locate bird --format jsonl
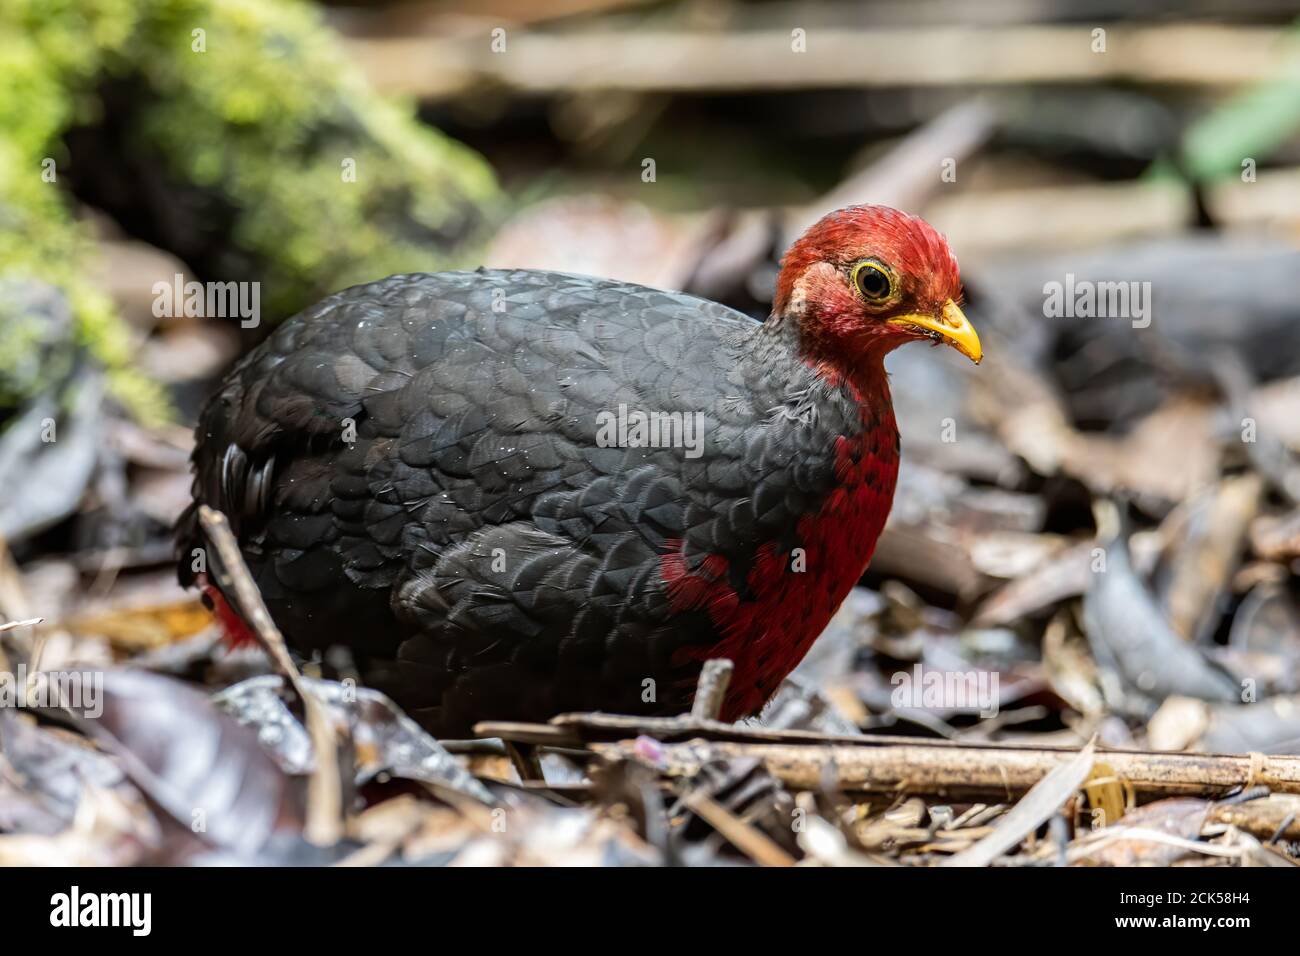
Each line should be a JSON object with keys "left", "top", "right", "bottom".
{"left": 177, "top": 204, "right": 980, "bottom": 737}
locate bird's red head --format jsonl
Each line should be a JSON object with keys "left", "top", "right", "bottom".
{"left": 773, "top": 205, "right": 981, "bottom": 366}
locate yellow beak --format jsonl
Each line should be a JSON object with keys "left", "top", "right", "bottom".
{"left": 887, "top": 299, "right": 982, "bottom": 364}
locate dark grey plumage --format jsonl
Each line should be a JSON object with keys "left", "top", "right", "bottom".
{"left": 179, "top": 270, "right": 889, "bottom": 735}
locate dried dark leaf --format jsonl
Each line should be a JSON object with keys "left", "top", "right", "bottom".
{"left": 1085, "top": 503, "right": 1240, "bottom": 711}
{"left": 0, "top": 708, "right": 127, "bottom": 832}
{"left": 55, "top": 667, "right": 304, "bottom": 856}
{"left": 0, "top": 371, "right": 103, "bottom": 542}
{"left": 214, "top": 675, "right": 494, "bottom": 804}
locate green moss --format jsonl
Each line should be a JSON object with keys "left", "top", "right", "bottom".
{"left": 115, "top": 0, "right": 501, "bottom": 316}
{"left": 0, "top": 133, "right": 170, "bottom": 423}
{"left": 0, "top": 0, "right": 501, "bottom": 421}
{"left": 0, "top": 295, "right": 65, "bottom": 409}
{"left": 0, "top": 1, "right": 164, "bottom": 421}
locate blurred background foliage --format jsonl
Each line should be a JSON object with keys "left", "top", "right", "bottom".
{"left": 5, "top": 0, "right": 1300, "bottom": 423}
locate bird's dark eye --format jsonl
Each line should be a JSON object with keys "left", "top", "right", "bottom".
{"left": 852, "top": 261, "right": 893, "bottom": 301}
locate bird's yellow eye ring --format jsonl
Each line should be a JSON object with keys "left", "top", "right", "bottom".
{"left": 852, "top": 261, "right": 894, "bottom": 301}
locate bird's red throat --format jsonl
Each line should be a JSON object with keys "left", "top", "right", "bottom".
{"left": 201, "top": 574, "right": 259, "bottom": 650}
{"left": 662, "top": 361, "right": 899, "bottom": 719}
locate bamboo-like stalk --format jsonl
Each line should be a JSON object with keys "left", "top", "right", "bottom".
{"left": 348, "top": 24, "right": 1293, "bottom": 98}
{"left": 588, "top": 738, "right": 1300, "bottom": 799}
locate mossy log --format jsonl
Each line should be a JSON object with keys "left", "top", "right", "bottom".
{"left": 0, "top": 0, "right": 502, "bottom": 422}
{"left": 0, "top": 9, "right": 166, "bottom": 422}
{"left": 59, "top": 0, "right": 503, "bottom": 322}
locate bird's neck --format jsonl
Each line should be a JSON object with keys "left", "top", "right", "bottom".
{"left": 702, "top": 312, "right": 901, "bottom": 721}
{"left": 752, "top": 310, "right": 896, "bottom": 416}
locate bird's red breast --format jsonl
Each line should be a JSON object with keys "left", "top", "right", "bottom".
{"left": 663, "top": 370, "right": 899, "bottom": 719}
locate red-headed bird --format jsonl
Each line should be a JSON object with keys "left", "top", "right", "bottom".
{"left": 178, "top": 205, "right": 980, "bottom": 736}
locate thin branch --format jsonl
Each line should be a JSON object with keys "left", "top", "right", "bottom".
{"left": 690, "top": 659, "right": 733, "bottom": 722}
{"left": 589, "top": 738, "right": 1300, "bottom": 800}
{"left": 199, "top": 505, "right": 343, "bottom": 846}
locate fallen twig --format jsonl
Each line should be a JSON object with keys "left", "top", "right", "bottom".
{"left": 690, "top": 659, "right": 734, "bottom": 722}
{"left": 347, "top": 23, "right": 1295, "bottom": 98}
{"left": 590, "top": 738, "right": 1300, "bottom": 799}
{"left": 198, "top": 506, "right": 343, "bottom": 846}
{"left": 1210, "top": 793, "right": 1300, "bottom": 842}
{"left": 0, "top": 617, "right": 42, "bottom": 633}
{"left": 676, "top": 788, "right": 796, "bottom": 867}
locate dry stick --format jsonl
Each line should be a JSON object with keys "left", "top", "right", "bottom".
{"left": 474, "top": 721, "right": 580, "bottom": 747}
{"left": 492, "top": 710, "right": 1300, "bottom": 794}
{"left": 347, "top": 24, "right": 1291, "bottom": 98}
{"left": 537, "top": 712, "right": 889, "bottom": 745}
{"left": 589, "top": 739, "right": 1300, "bottom": 800}
{"left": 690, "top": 659, "right": 734, "bottom": 722}
{"left": 1211, "top": 795, "right": 1300, "bottom": 842}
{"left": 198, "top": 506, "right": 343, "bottom": 846}
{"left": 507, "top": 712, "right": 1073, "bottom": 748}
{"left": 786, "top": 98, "right": 997, "bottom": 245}
{"left": 0, "top": 617, "right": 41, "bottom": 633}
{"left": 503, "top": 741, "right": 545, "bottom": 784}
{"left": 687, "top": 98, "right": 995, "bottom": 305}
{"left": 677, "top": 789, "right": 796, "bottom": 868}
{"left": 514, "top": 712, "right": 1300, "bottom": 804}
